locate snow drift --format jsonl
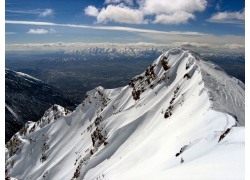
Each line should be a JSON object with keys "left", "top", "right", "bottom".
{"left": 5, "top": 48, "right": 245, "bottom": 180}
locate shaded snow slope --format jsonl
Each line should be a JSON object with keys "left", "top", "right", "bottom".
{"left": 5, "top": 48, "right": 244, "bottom": 180}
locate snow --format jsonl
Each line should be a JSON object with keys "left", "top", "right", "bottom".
{"left": 197, "top": 59, "right": 245, "bottom": 125}
{"left": 15, "top": 71, "right": 43, "bottom": 83}
{"left": 5, "top": 104, "right": 18, "bottom": 120}
{"left": 5, "top": 48, "right": 244, "bottom": 180}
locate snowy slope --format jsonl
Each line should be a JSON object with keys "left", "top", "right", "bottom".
{"left": 5, "top": 48, "right": 245, "bottom": 180}
{"left": 5, "top": 68, "right": 76, "bottom": 142}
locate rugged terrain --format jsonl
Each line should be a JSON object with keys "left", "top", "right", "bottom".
{"left": 5, "top": 48, "right": 244, "bottom": 180}
{"left": 5, "top": 69, "right": 77, "bottom": 143}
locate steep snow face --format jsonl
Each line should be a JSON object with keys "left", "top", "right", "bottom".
{"left": 197, "top": 59, "right": 245, "bottom": 125}
{"left": 5, "top": 48, "right": 244, "bottom": 180}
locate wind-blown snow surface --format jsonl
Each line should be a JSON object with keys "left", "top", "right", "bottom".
{"left": 5, "top": 48, "right": 245, "bottom": 180}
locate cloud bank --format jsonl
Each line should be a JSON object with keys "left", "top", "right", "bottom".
{"left": 97, "top": 4, "right": 146, "bottom": 24}
{"left": 153, "top": 12, "right": 195, "bottom": 24}
{"left": 85, "top": 0, "right": 207, "bottom": 24}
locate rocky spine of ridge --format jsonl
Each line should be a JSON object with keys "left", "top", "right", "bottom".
{"left": 5, "top": 105, "right": 71, "bottom": 170}
{"left": 128, "top": 48, "right": 244, "bottom": 124}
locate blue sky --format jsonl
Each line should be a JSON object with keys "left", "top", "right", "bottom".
{"left": 5, "top": 0, "right": 245, "bottom": 53}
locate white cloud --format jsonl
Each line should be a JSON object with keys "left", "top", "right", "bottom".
{"left": 142, "top": 0, "right": 206, "bottom": 24}
{"left": 85, "top": 6, "right": 99, "bottom": 17}
{"left": 27, "top": 29, "right": 48, "bottom": 34}
{"left": 105, "top": 0, "right": 133, "bottom": 6}
{"left": 85, "top": 0, "right": 207, "bottom": 24}
{"left": 39, "top": 9, "right": 53, "bottom": 17}
{"left": 26, "top": 27, "right": 56, "bottom": 34}
{"left": 6, "top": 20, "right": 56, "bottom": 26}
{"left": 207, "top": 9, "right": 245, "bottom": 24}
{"left": 153, "top": 11, "right": 195, "bottom": 24}
{"left": 140, "top": 0, "right": 207, "bottom": 15}
{"left": 96, "top": 4, "right": 147, "bottom": 24}
{"left": 5, "top": 20, "right": 209, "bottom": 35}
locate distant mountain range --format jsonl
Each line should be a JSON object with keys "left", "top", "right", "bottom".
{"left": 5, "top": 69, "right": 77, "bottom": 143}
{"left": 44, "top": 47, "right": 245, "bottom": 83}
{"left": 44, "top": 47, "right": 244, "bottom": 62}
{"left": 47, "top": 47, "right": 168, "bottom": 61}
{"left": 200, "top": 53, "right": 244, "bottom": 63}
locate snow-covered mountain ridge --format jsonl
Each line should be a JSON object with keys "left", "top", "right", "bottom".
{"left": 5, "top": 68, "right": 76, "bottom": 143}
{"left": 5, "top": 48, "right": 245, "bottom": 180}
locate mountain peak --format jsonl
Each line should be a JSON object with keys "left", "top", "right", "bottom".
{"left": 5, "top": 48, "right": 245, "bottom": 180}
{"left": 128, "top": 47, "right": 244, "bottom": 124}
